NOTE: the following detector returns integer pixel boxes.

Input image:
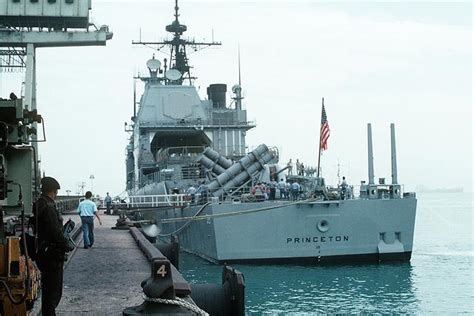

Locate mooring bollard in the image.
[125,227,245,315]
[124,228,200,315]
[190,266,245,316]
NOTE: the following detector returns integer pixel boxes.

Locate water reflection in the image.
[180,254,419,314]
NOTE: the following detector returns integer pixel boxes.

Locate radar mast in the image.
[132,0,221,85]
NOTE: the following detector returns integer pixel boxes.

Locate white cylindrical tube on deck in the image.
[391,123,398,185]
[367,123,375,185]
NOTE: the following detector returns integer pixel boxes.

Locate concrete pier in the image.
[56,215,149,315]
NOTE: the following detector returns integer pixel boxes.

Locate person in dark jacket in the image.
[34,176,73,316]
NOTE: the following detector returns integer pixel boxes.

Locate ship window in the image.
[30,0,39,3]
[12,0,21,3]
[65,0,74,3]
[48,0,56,3]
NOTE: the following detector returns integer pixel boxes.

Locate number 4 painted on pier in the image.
[156,264,167,277]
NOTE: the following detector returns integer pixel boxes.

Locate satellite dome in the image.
[146,58,161,72]
[166,69,182,81]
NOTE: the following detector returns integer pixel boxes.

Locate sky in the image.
[0,0,472,196]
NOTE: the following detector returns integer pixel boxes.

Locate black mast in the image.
[132,0,221,85]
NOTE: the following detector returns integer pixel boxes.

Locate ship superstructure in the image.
[126,1,255,195]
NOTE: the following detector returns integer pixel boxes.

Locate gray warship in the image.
[125,1,417,264]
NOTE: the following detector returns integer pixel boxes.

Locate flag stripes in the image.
[320,104,330,151]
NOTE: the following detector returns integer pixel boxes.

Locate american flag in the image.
[319,99,330,151]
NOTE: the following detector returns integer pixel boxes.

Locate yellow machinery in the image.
[0,227,40,315]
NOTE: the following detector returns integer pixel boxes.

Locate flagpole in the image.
[317,97,324,178]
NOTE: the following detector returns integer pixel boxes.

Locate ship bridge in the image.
[150,129,211,161]
[151,129,211,151]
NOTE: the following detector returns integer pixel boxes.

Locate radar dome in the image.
[146,58,161,71]
[166,69,182,81]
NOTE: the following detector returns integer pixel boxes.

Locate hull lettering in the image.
[286,235,350,243]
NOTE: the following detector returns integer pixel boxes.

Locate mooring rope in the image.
[158,202,212,237]
[144,296,209,316]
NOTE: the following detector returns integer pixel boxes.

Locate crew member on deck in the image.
[290,181,301,200]
[287,159,293,175]
[187,185,197,204]
[341,176,348,200]
[277,179,286,199]
[295,159,301,176]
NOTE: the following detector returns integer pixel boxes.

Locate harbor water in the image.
[180,192,473,314]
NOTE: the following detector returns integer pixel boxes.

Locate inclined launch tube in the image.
[203,147,233,169]
[199,147,233,175]
[212,151,274,197]
[200,155,228,175]
[208,144,268,192]
[207,144,274,196]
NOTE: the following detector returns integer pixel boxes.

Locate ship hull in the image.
[152,196,417,264]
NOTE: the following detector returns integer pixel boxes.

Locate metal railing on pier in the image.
[55,196,81,214]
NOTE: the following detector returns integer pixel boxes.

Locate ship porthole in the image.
[317,220,329,233]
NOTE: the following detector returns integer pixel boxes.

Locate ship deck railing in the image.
[340,183,407,200]
[129,194,188,208]
[128,194,219,208]
[139,120,256,129]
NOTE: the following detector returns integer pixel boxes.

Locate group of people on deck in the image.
[184,182,209,204]
[251,179,303,201]
[251,176,351,202]
[286,159,316,177]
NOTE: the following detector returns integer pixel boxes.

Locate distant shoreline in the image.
[416,188,464,193]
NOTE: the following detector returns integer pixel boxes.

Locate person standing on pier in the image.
[77,191,102,249]
[104,192,112,214]
[34,176,74,316]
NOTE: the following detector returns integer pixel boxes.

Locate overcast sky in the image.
[0,0,472,196]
